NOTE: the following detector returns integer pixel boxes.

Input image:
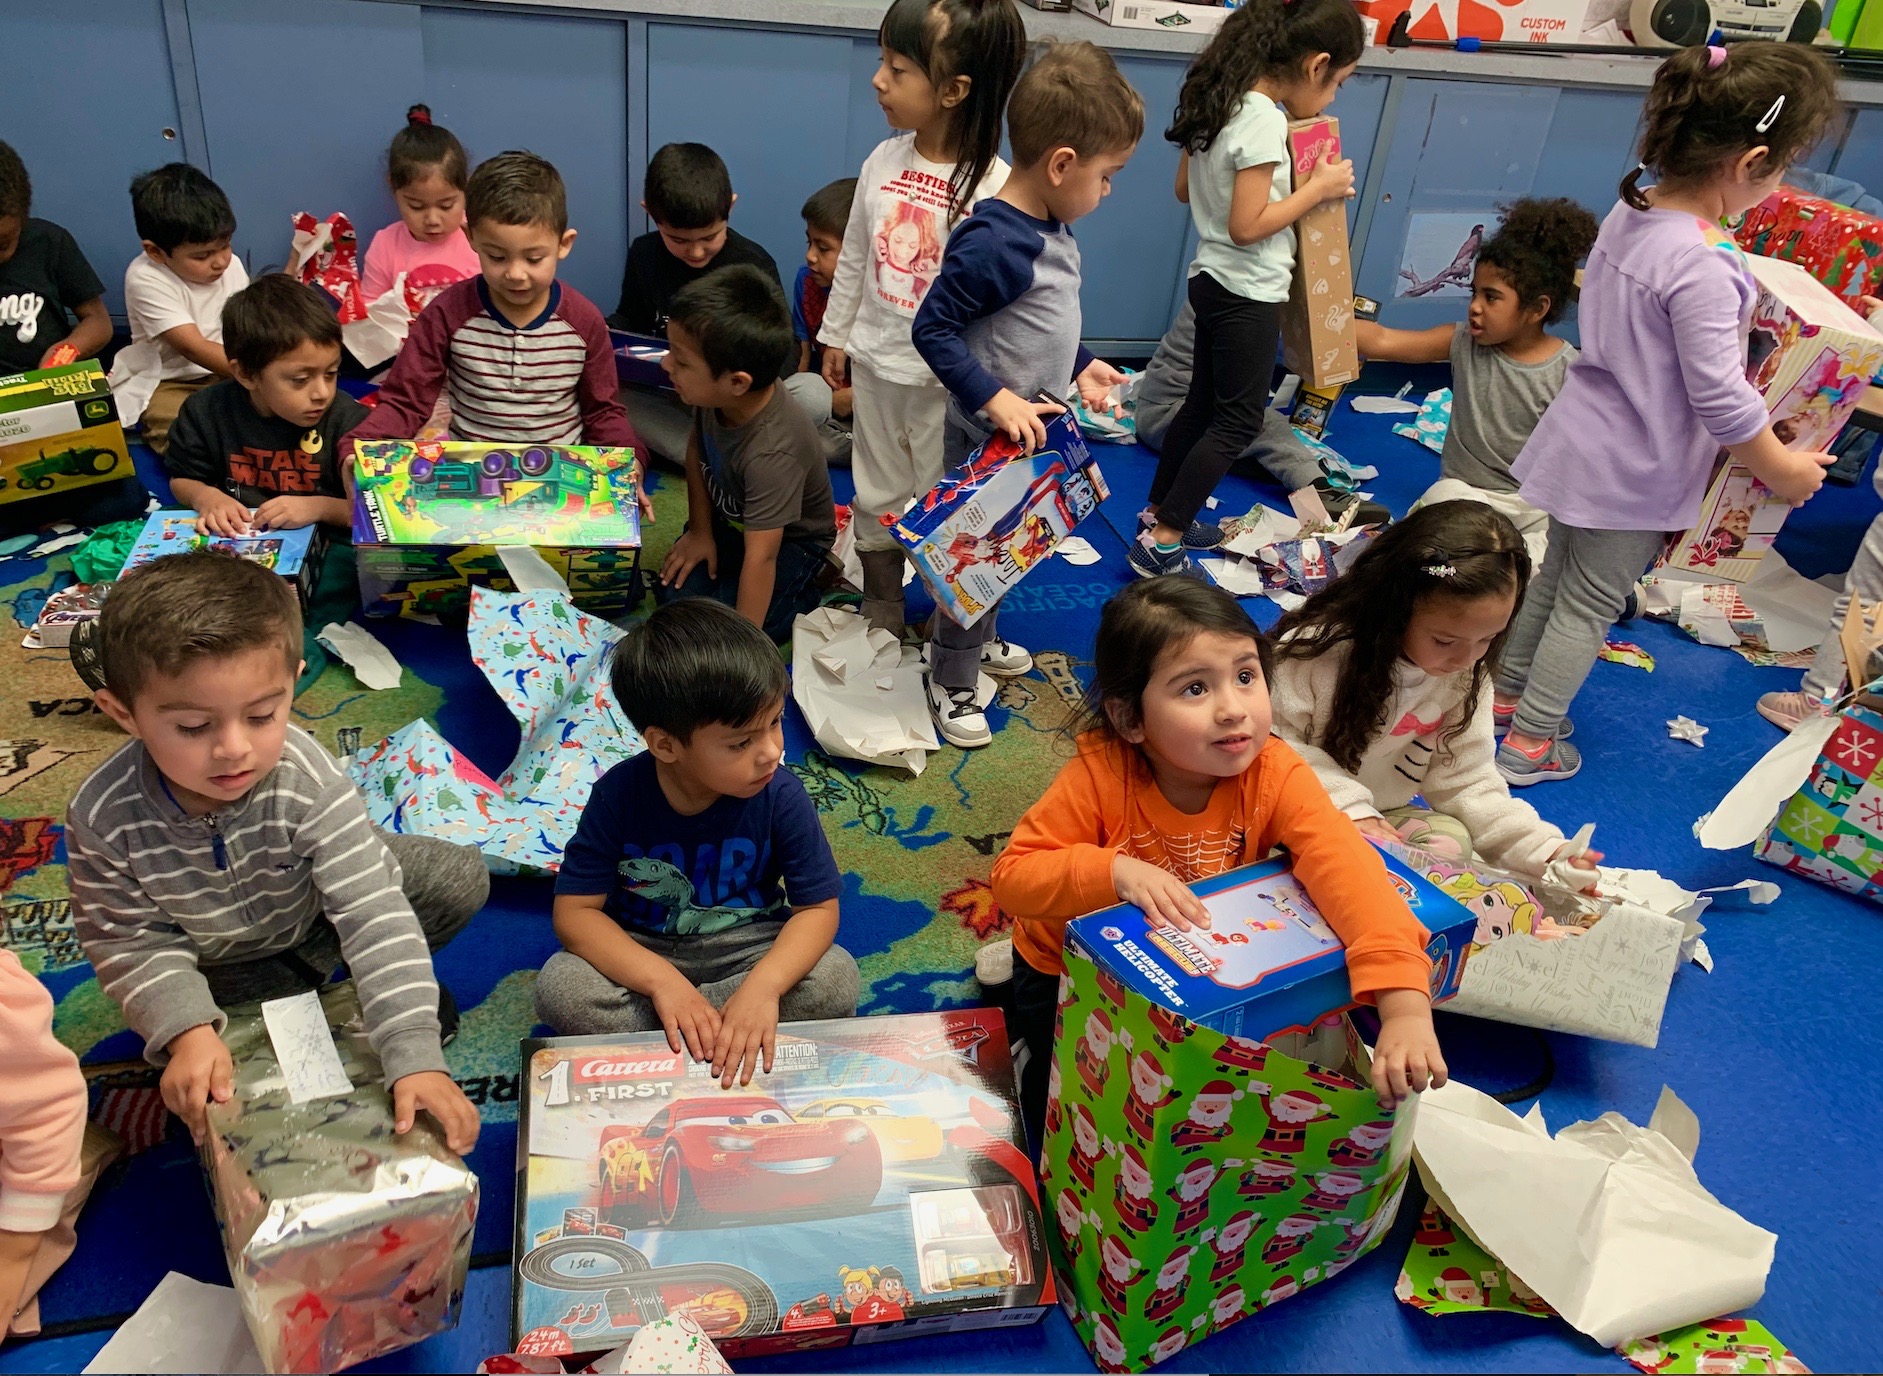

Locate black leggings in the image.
[1149,271,1284,530]
[1011,947,1061,1162]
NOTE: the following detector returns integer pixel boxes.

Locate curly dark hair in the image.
[1621,41,1840,210]
[1474,197,1599,325]
[1165,0,1366,154]
[0,141,29,220]
[1272,502,1530,773]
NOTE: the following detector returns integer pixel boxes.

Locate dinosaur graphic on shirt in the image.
[616,856,768,936]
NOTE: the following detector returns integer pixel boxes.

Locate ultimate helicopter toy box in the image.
[121,510,326,607]
[513,1012,1055,1362]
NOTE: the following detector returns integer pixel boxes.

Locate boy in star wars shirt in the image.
[162,275,367,536]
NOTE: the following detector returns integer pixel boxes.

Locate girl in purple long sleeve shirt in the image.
[1492,41,1843,784]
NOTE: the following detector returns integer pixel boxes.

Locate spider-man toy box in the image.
[512,1012,1055,1362]
[892,410,1107,628]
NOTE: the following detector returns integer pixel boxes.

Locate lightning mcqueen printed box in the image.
[513,1012,1055,1361]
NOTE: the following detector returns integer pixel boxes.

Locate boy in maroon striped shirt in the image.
[340,151,645,506]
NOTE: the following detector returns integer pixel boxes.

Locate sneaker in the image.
[1313,479,1392,528]
[927,673,993,748]
[1137,508,1225,551]
[1492,700,1574,739]
[1756,689,1821,732]
[437,983,460,1047]
[980,638,1034,676]
[1129,535,1196,579]
[1495,736,1583,786]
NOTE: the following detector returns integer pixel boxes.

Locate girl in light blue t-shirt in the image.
[1139,0,1364,579]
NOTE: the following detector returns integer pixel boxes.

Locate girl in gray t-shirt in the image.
[1355,198,1600,561]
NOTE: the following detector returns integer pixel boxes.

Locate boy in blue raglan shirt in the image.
[911,41,1142,750]
[536,599,858,1086]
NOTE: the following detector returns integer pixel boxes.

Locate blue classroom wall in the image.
[3,0,1882,348]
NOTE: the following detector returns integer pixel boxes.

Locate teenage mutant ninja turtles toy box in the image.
[513,1013,1055,1363]
[0,360,132,507]
[352,439,642,618]
[1044,854,1475,1373]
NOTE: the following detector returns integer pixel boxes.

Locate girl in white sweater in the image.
[1269,501,1598,880]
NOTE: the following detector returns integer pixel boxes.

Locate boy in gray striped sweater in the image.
[66,551,484,1153]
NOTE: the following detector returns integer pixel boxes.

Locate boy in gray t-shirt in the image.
[655,265,836,644]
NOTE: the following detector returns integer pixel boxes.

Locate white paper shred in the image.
[261,991,354,1104]
[495,545,572,597]
[1055,536,1102,566]
[84,1272,264,1373]
[315,621,403,691]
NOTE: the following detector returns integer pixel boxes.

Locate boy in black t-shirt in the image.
[0,141,111,374]
[537,598,857,1085]
[655,266,835,645]
[163,274,368,536]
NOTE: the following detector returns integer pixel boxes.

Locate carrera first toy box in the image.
[513,1013,1055,1363]
[121,510,326,607]
[892,411,1107,628]
[1665,255,1883,582]
[0,360,131,507]
[352,440,642,618]
[1045,853,1475,1373]
[1279,118,1359,391]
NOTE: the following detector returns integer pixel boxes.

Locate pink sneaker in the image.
[1756,690,1821,732]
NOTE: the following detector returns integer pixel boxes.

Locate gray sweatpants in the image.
[1803,507,1883,698]
[926,415,1001,691]
[1494,519,1666,740]
[201,831,489,1006]
[1138,403,1325,494]
[534,923,860,1036]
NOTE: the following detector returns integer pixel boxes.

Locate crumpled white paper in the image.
[1055,535,1102,566]
[1698,712,1842,850]
[791,607,939,773]
[1414,1081,1777,1348]
[84,1272,263,1374]
[315,621,403,690]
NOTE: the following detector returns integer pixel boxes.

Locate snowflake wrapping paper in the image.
[1755,700,1883,905]
[349,588,642,873]
[1392,388,1452,454]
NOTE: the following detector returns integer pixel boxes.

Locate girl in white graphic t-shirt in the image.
[818,0,1024,637]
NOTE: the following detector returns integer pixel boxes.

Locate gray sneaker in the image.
[1495,736,1582,786]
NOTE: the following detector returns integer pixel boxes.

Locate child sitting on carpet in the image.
[163,274,370,536]
[991,577,1443,1153]
[66,552,484,1154]
[0,949,85,1338]
[1269,501,1600,880]
[794,176,858,466]
[537,598,859,1087]
[361,104,479,312]
[1494,41,1841,785]
[1355,198,1599,564]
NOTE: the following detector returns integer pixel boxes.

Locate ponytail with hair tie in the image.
[406,104,432,126]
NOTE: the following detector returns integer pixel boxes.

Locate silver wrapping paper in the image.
[201,984,478,1373]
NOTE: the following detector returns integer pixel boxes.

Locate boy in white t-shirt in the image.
[109,164,250,454]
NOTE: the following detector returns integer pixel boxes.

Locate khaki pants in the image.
[140,377,212,455]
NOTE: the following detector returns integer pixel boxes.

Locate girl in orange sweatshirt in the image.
[0,949,86,1334]
[991,577,1445,1153]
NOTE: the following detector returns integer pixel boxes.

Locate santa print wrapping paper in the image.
[1754,700,1883,903]
[1736,187,1883,308]
[1042,938,1413,1373]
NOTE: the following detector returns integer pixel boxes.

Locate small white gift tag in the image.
[262,991,354,1103]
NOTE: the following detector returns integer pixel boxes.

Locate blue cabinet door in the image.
[0,0,185,316]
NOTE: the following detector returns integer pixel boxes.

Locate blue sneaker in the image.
[1129,536,1196,579]
[1137,508,1225,551]
[1495,736,1582,786]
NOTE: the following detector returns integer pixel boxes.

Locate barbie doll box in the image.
[512,1013,1055,1363]
[1665,254,1883,581]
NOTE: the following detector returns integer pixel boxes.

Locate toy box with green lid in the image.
[1042,852,1475,1373]
[512,1012,1055,1364]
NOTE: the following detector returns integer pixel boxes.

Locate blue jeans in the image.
[655,517,829,644]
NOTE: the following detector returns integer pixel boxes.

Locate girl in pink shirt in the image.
[361,105,480,313]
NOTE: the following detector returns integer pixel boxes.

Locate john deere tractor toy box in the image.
[514,1013,1054,1363]
[1045,852,1476,1373]
[121,510,326,607]
[0,360,131,507]
[351,439,641,618]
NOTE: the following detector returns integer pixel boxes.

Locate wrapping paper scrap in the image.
[349,588,641,873]
[791,606,940,773]
[83,1272,264,1374]
[1698,713,1842,850]
[315,621,402,690]
[1643,553,1835,657]
[1413,1081,1776,1347]
[496,544,572,596]
[1619,1317,1807,1374]
[1667,715,1709,747]
[1599,640,1655,671]
[1395,1200,1555,1318]
[1069,373,1137,443]
[1203,503,1371,603]
[1392,388,1452,453]
[1350,383,1420,413]
[69,517,145,583]
[479,1313,735,1374]
[1054,535,1101,565]
[1294,427,1377,488]
[286,211,415,370]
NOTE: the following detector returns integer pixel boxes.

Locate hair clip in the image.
[1422,563,1457,579]
[1756,96,1785,134]
[1706,44,1728,69]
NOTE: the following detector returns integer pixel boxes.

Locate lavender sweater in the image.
[1513,202,1771,531]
